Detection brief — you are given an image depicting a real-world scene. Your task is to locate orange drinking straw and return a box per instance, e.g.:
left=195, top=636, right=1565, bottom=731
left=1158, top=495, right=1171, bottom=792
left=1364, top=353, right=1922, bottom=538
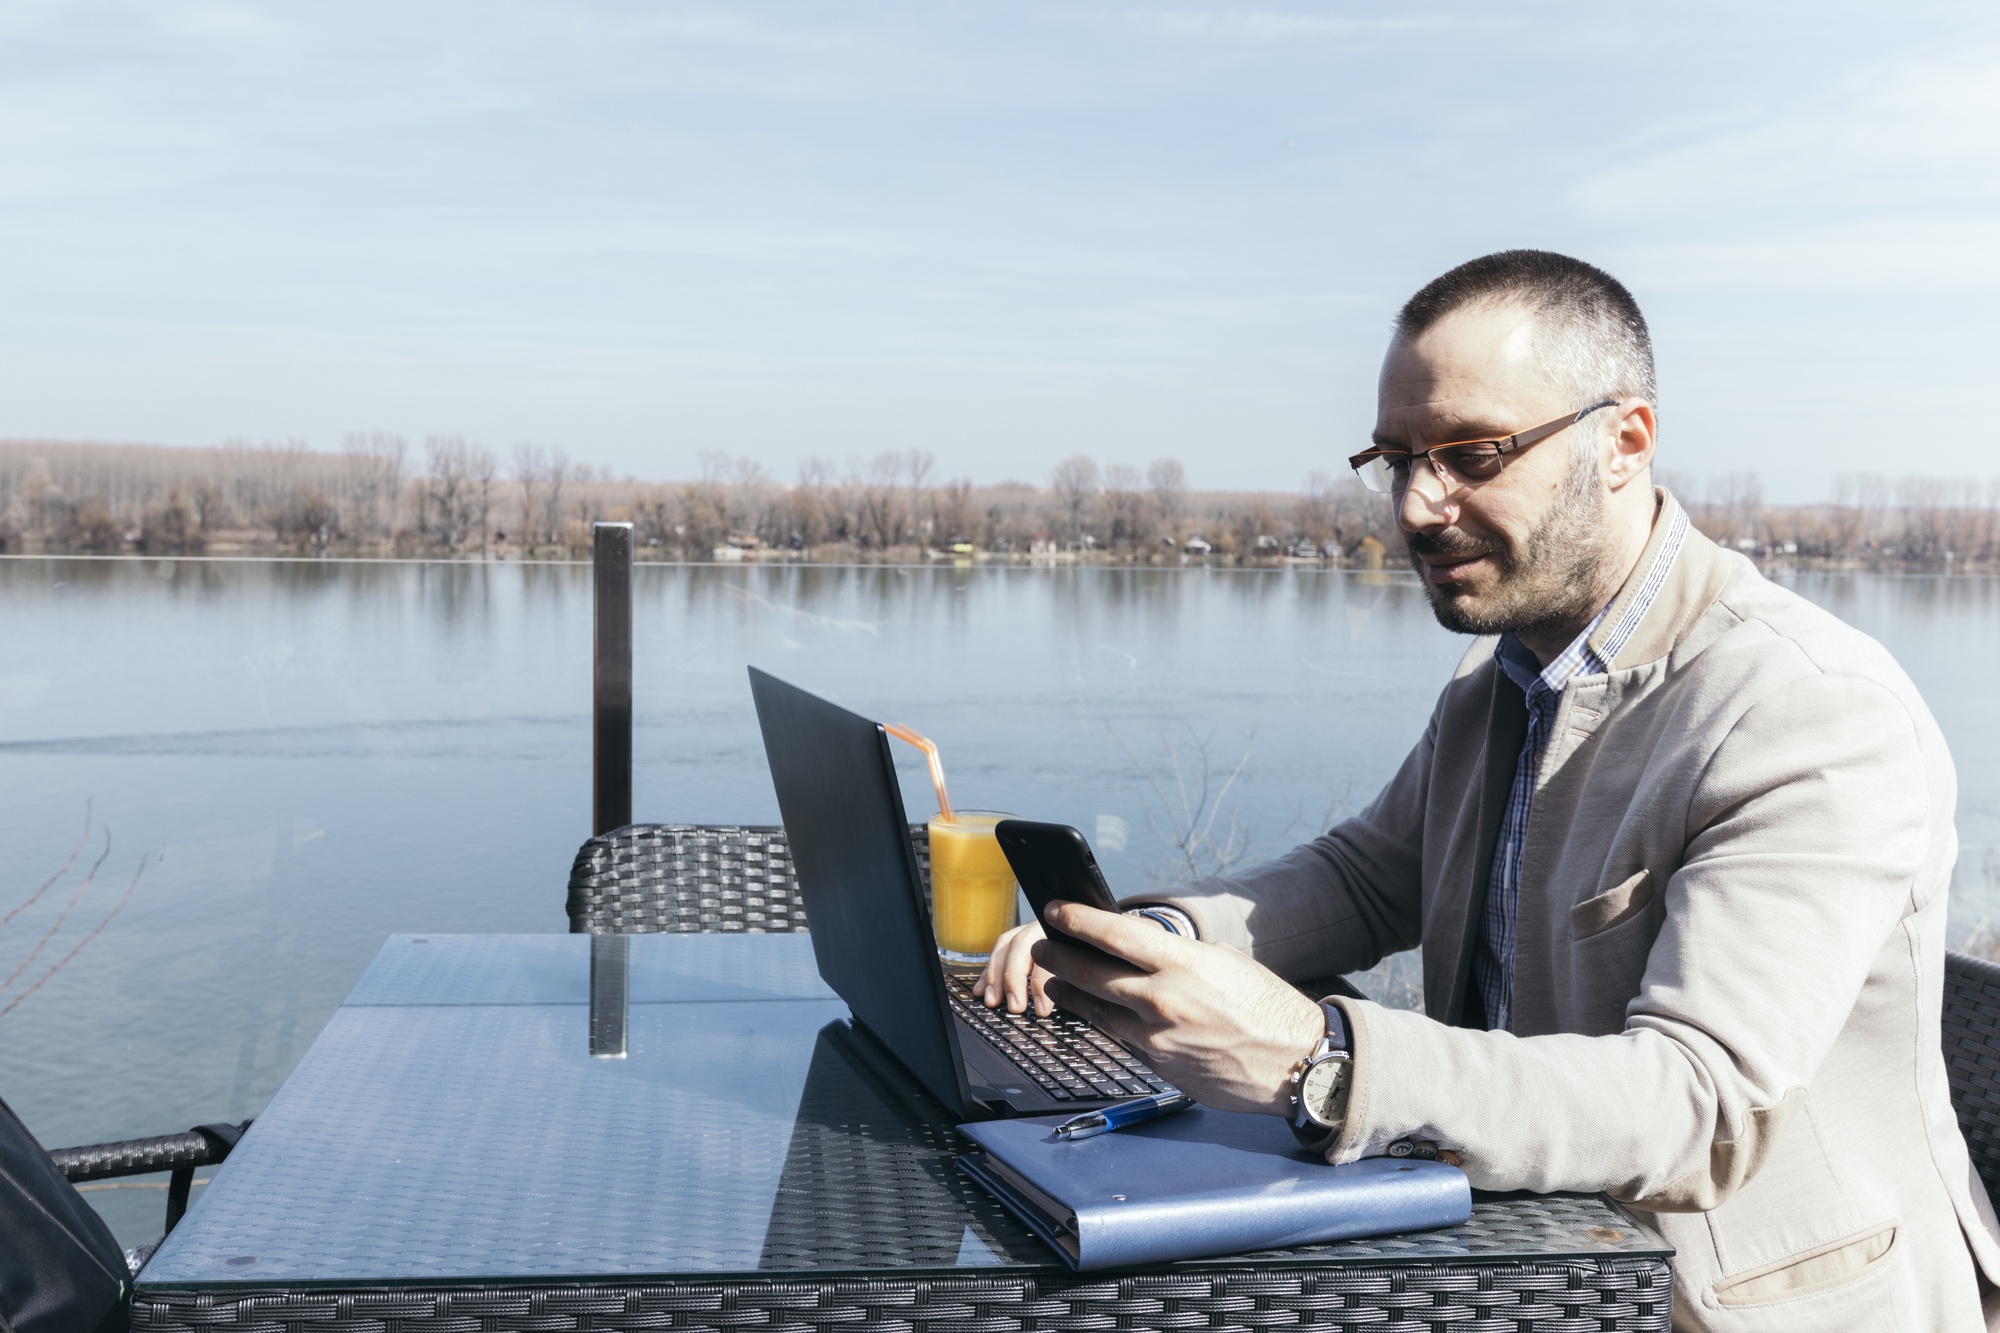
left=883, top=723, right=954, bottom=822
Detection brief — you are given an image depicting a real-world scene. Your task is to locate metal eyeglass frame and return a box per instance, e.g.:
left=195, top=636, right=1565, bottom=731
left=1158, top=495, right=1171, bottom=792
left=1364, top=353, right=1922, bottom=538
left=1347, top=399, right=1618, bottom=495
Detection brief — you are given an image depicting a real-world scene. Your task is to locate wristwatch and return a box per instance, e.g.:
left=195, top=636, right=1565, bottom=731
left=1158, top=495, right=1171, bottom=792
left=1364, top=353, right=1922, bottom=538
left=1287, top=1000, right=1352, bottom=1153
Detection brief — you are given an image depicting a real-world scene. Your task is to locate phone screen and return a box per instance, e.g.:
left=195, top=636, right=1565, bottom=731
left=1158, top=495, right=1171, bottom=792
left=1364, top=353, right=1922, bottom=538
left=993, top=819, right=1124, bottom=963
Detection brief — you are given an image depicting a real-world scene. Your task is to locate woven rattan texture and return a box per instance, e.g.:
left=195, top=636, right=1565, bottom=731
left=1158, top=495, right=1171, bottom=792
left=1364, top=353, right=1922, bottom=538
left=762, top=1021, right=1037, bottom=1268
left=131, top=1259, right=1671, bottom=1333
left=49, top=1131, right=224, bottom=1183
left=567, top=825, right=933, bottom=935
left=1944, top=950, right=2000, bottom=1201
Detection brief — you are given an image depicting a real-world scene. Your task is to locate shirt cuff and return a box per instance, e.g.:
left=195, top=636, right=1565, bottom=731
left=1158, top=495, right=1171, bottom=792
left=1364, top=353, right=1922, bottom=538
left=1124, top=905, right=1197, bottom=939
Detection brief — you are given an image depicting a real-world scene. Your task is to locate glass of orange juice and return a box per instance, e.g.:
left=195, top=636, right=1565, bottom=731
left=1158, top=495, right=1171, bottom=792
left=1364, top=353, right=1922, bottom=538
left=927, top=810, right=1019, bottom=966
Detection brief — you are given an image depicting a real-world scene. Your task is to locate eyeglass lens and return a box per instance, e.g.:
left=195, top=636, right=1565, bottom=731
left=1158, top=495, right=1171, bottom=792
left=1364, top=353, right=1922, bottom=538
left=1356, top=444, right=1506, bottom=494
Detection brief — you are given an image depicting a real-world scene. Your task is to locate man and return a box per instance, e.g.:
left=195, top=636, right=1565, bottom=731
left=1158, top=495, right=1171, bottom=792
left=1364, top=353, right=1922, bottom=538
left=980, top=250, right=2000, bottom=1328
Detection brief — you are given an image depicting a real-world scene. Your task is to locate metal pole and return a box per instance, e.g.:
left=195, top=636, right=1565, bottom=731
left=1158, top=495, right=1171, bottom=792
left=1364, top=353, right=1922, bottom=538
left=589, top=933, right=630, bottom=1059
left=592, top=522, right=634, bottom=837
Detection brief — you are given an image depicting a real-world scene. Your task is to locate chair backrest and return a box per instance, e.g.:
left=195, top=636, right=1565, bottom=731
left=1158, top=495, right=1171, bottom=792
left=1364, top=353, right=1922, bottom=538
left=567, top=823, right=932, bottom=934
left=1944, top=950, right=2000, bottom=1202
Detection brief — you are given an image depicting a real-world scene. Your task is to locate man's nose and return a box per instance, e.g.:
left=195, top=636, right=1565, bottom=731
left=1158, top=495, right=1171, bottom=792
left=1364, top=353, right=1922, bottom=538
left=1397, top=458, right=1456, bottom=532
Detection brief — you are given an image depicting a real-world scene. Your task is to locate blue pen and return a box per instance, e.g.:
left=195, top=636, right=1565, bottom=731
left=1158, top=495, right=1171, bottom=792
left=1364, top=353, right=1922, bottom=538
left=1052, top=1091, right=1195, bottom=1140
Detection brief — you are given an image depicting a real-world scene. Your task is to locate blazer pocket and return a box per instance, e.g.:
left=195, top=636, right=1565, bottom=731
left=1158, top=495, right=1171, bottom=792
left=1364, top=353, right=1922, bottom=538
left=1570, top=869, right=1654, bottom=939
left=1712, top=1220, right=1897, bottom=1307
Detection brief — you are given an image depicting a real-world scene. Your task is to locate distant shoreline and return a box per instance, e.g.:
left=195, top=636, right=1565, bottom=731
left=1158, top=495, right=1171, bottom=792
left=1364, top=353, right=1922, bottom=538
left=9, top=438, right=1990, bottom=575
left=5, top=550, right=1997, bottom=578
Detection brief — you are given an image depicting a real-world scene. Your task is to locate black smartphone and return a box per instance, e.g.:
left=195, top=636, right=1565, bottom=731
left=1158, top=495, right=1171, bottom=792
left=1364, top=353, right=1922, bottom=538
left=993, top=819, right=1126, bottom=964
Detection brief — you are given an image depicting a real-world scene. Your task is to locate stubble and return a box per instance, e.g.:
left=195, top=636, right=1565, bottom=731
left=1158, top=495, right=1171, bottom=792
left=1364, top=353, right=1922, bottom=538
left=1407, top=443, right=1612, bottom=641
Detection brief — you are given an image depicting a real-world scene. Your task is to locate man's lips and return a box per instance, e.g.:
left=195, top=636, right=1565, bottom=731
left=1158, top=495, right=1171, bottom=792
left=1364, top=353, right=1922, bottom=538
left=1419, top=551, right=1490, bottom=577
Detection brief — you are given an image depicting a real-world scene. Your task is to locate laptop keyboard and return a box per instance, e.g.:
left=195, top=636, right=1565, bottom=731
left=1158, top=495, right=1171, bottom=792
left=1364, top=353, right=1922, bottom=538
left=946, top=975, right=1176, bottom=1102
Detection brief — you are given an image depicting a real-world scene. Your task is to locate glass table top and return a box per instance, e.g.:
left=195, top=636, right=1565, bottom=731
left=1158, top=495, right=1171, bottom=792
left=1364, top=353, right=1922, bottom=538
left=139, top=933, right=1667, bottom=1288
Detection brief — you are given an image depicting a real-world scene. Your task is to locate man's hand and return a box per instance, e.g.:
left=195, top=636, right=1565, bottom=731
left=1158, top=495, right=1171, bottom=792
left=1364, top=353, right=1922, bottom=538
left=977, top=919, right=1054, bottom=1016
left=1022, top=900, right=1328, bottom=1117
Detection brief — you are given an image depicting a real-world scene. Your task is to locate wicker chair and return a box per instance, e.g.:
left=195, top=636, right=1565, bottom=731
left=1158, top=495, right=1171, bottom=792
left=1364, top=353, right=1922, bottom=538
left=1944, top=949, right=2000, bottom=1201
left=44, top=1120, right=250, bottom=1250
left=566, top=822, right=924, bottom=934
left=570, top=823, right=2000, bottom=1198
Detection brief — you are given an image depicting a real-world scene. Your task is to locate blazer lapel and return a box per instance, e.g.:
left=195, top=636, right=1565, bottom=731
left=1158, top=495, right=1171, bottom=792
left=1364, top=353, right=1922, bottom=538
left=1426, top=663, right=1527, bottom=1027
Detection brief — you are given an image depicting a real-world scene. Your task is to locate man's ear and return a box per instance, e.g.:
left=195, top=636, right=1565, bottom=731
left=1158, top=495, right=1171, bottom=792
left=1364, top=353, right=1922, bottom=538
left=1605, top=401, right=1656, bottom=490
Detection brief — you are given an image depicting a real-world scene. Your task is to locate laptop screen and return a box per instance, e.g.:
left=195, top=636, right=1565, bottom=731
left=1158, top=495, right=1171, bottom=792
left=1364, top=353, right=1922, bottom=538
left=748, top=668, right=971, bottom=1116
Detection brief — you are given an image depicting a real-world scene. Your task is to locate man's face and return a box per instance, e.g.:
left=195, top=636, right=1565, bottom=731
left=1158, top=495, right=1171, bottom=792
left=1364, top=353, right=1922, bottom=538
left=1373, top=301, right=1612, bottom=641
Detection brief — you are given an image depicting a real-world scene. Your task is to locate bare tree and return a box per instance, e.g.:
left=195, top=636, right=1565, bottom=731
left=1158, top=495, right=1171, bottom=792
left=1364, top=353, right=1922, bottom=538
left=1898, top=476, right=1962, bottom=564
left=676, top=451, right=734, bottom=557
left=1829, top=473, right=1869, bottom=559
left=1148, top=458, right=1187, bottom=537
left=541, top=447, right=572, bottom=548
left=1050, top=454, right=1100, bottom=544
left=790, top=456, right=837, bottom=548
left=1122, top=726, right=1258, bottom=883
left=1294, top=470, right=1337, bottom=543
left=856, top=452, right=907, bottom=549
left=1683, top=472, right=1766, bottom=552
left=1100, top=464, right=1148, bottom=551
left=935, top=479, right=975, bottom=546
left=512, top=444, right=546, bottom=550
left=341, top=432, right=407, bottom=542
left=903, top=449, right=937, bottom=545
left=468, top=442, right=497, bottom=555
left=423, top=436, right=472, bottom=551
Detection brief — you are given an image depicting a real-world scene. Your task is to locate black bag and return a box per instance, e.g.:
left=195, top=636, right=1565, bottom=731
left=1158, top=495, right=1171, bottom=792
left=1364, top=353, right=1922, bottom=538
left=0, top=1096, right=129, bottom=1333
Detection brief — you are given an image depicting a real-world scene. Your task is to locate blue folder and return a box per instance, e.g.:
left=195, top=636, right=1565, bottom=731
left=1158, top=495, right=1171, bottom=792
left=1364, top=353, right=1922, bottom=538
left=957, top=1106, right=1471, bottom=1270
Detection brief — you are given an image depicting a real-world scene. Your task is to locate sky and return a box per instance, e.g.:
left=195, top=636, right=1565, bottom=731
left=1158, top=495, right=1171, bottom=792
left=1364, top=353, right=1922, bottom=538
left=0, top=1, right=1996, bottom=501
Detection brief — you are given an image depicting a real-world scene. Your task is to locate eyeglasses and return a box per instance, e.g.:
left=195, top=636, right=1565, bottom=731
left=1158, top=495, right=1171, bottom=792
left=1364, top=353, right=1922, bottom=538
left=1347, top=400, right=1618, bottom=495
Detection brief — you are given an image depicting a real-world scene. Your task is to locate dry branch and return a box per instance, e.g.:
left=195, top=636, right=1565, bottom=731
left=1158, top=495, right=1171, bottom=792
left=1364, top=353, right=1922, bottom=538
left=0, top=853, right=148, bottom=1020
left=0, top=828, right=113, bottom=997
left=1, top=801, right=89, bottom=929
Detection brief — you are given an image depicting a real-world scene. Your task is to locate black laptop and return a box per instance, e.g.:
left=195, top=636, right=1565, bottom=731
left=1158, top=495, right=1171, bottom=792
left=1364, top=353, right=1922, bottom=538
left=748, top=667, right=1178, bottom=1121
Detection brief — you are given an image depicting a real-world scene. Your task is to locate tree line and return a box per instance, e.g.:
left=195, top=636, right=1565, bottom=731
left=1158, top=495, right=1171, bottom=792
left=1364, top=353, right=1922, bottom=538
left=0, top=438, right=1397, bottom=562
left=1664, top=471, right=2000, bottom=566
left=1, top=436, right=1996, bottom=568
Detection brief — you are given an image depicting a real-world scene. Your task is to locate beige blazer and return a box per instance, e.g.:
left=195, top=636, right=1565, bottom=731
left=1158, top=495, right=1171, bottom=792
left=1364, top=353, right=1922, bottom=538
left=1139, top=491, right=2000, bottom=1330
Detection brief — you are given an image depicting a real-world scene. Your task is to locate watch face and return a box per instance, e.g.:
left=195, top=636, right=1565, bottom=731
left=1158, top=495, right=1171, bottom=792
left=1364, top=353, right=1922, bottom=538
left=1301, top=1059, right=1346, bottom=1126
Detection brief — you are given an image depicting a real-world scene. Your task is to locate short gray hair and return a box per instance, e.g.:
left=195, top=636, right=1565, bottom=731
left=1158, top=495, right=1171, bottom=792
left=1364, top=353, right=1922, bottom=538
left=1397, top=250, right=1657, bottom=409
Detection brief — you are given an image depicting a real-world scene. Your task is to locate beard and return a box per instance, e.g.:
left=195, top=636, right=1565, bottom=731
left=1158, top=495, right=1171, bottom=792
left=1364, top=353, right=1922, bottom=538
left=1405, top=443, right=1612, bottom=640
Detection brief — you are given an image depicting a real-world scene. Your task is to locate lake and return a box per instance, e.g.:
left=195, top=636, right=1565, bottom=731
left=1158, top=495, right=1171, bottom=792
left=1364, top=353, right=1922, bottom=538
left=4, top=555, right=1999, bottom=1245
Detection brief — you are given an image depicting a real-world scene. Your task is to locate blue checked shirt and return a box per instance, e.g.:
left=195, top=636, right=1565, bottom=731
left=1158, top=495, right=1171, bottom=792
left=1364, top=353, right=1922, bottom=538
left=1470, top=506, right=1689, bottom=1032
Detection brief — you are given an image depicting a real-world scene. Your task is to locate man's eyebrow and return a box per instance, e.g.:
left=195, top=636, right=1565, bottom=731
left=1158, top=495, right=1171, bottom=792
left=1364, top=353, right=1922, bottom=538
left=1371, top=417, right=1512, bottom=449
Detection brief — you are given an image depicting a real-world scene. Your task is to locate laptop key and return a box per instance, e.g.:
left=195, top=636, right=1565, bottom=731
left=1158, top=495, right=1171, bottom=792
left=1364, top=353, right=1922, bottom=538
left=947, top=975, right=1176, bottom=1102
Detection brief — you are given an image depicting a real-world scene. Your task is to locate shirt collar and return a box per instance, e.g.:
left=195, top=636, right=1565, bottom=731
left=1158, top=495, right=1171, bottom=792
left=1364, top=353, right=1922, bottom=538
left=1495, top=610, right=1609, bottom=701
left=1491, top=503, right=1690, bottom=701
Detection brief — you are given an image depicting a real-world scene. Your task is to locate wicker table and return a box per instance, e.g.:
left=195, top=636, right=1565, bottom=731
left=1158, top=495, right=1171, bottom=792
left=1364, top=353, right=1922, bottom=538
left=133, top=933, right=1672, bottom=1332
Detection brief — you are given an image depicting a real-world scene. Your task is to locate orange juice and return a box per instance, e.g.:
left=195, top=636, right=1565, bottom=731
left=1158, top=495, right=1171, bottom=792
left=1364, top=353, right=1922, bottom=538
left=927, top=811, right=1018, bottom=964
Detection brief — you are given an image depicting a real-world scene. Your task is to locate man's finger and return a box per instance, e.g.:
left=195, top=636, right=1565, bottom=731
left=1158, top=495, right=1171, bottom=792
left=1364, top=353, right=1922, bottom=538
left=1012, top=954, right=1055, bottom=1018
left=1028, top=968, right=1054, bottom=1018
left=977, top=923, right=1047, bottom=1013
left=1044, top=977, right=1143, bottom=1045
left=1029, top=935, right=1147, bottom=1001
left=1042, top=901, right=1181, bottom=970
